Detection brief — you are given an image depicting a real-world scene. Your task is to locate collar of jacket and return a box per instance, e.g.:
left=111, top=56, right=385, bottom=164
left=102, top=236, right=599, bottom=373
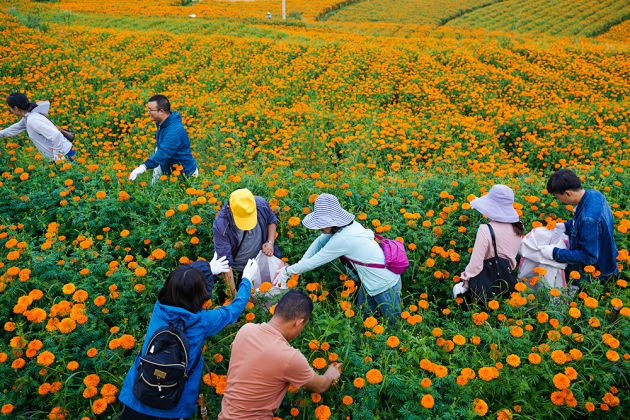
left=156, top=111, right=175, bottom=130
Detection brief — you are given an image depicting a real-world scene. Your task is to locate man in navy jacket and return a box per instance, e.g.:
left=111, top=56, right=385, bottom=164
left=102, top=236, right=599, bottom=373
left=541, top=169, right=619, bottom=281
left=129, top=94, right=198, bottom=183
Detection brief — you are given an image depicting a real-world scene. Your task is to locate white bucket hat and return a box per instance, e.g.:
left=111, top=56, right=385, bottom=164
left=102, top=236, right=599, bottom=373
left=302, top=193, right=355, bottom=229
left=470, top=184, right=519, bottom=223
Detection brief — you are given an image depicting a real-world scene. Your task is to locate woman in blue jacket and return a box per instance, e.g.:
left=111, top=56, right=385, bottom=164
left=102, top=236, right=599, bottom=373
left=118, top=256, right=258, bottom=419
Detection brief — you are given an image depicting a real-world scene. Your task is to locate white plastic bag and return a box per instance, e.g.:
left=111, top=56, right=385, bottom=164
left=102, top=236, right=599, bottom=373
left=252, top=251, right=288, bottom=299
left=519, top=227, right=569, bottom=290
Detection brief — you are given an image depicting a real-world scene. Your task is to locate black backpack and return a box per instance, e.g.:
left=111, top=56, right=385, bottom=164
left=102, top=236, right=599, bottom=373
left=464, top=224, right=517, bottom=306
left=133, top=322, right=201, bottom=409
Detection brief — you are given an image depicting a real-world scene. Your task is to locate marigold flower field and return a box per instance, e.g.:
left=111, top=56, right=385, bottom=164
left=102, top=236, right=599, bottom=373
left=0, top=1, right=628, bottom=418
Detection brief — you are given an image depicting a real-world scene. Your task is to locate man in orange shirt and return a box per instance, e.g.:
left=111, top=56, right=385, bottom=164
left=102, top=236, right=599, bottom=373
left=219, top=290, right=342, bottom=419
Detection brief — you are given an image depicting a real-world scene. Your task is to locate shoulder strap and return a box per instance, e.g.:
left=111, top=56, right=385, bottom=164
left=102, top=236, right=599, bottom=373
left=486, top=224, right=499, bottom=259
left=343, top=256, right=386, bottom=269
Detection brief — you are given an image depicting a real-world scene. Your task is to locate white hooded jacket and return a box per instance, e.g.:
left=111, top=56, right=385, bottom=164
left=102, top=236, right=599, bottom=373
left=0, top=101, right=72, bottom=161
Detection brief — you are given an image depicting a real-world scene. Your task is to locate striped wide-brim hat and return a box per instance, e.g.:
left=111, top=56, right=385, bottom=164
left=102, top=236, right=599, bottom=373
left=302, top=193, right=355, bottom=230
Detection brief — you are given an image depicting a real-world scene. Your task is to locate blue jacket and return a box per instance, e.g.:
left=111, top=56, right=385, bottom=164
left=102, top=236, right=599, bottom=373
left=118, top=278, right=252, bottom=418
left=212, top=196, right=280, bottom=267
left=144, top=112, right=197, bottom=176
left=553, top=189, right=619, bottom=278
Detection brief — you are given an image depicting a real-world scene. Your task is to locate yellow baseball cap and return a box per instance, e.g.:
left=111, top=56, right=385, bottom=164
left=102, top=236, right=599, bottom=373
left=229, top=188, right=257, bottom=230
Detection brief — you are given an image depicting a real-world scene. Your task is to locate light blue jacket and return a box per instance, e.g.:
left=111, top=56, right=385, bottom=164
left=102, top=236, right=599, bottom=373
left=118, top=278, right=251, bottom=418
left=287, top=222, right=400, bottom=295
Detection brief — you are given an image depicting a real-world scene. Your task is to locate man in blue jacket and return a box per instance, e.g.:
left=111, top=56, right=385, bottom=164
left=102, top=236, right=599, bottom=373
left=541, top=169, right=619, bottom=281
left=129, top=94, right=198, bottom=183
left=213, top=188, right=281, bottom=298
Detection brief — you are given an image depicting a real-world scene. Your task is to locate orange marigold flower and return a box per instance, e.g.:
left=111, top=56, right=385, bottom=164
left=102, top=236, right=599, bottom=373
left=386, top=336, right=400, bottom=348
left=528, top=353, right=542, bottom=364
left=92, top=398, right=108, bottom=415
left=473, top=398, right=488, bottom=416
left=37, top=351, right=55, bottom=366
left=67, top=361, right=79, bottom=371
left=553, top=373, right=571, bottom=390
left=353, top=377, right=365, bottom=388
left=1, top=404, right=14, bottom=414
left=551, top=350, right=567, bottom=365
left=421, top=394, right=434, bottom=409
left=506, top=354, right=520, bottom=367
left=151, top=248, right=166, bottom=260
left=314, top=405, right=330, bottom=420
left=342, top=395, right=353, bottom=405
left=363, top=316, right=378, bottom=329
left=366, top=369, right=383, bottom=384
left=312, top=358, right=327, bottom=369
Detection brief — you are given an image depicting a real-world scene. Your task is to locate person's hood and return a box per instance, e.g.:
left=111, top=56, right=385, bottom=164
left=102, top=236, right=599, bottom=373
left=30, top=101, right=50, bottom=116
left=152, top=300, right=201, bottom=328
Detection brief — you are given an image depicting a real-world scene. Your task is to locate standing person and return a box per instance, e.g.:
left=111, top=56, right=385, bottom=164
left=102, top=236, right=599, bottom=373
left=0, top=92, right=75, bottom=162
left=452, top=185, right=524, bottom=298
left=276, top=193, right=402, bottom=324
left=541, top=169, right=619, bottom=280
left=219, top=290, right=342, bottom=419
left=213, top=188, right=280, bottom=298
left=118, top=256, right=258, bottom=419
left=129, top=94, right=198, bottom=183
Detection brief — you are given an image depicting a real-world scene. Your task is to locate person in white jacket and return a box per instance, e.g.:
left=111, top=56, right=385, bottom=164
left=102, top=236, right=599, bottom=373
left=0, top=92, right=75, bottom=162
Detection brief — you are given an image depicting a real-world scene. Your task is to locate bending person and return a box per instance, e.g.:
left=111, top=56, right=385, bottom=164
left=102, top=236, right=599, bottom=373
left=118, top=256, right=257, bottom=419
left=219, top=290, right=341, bottom=419
left=0, top=92, right=75, bottom=162
left=277, top=194, right=401, bottom=324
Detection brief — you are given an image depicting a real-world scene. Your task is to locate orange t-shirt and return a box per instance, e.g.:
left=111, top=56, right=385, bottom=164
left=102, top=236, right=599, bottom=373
left=219, top=323, right=315, bottom=420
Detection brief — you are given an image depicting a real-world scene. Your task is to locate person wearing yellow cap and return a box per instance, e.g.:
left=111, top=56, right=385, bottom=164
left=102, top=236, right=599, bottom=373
left=213, top=188, right=280, bottom=297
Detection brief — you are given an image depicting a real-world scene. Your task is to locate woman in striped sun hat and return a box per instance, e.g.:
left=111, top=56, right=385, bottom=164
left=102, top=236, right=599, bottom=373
left=276, top=193, right=401, bottom=324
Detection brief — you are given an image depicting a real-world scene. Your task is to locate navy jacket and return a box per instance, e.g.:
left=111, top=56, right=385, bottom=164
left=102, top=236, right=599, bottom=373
left=212, top=196, right=280, bottom=267
left=118, top=278, right=252, bottom=418
left=144, top=111, right=197, bottom=176
left=554, top=189, right=619, bottom=278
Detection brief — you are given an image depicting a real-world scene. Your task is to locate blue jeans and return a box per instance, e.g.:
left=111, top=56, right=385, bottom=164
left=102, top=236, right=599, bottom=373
left=66, top=148, right=76, bottom=162
left=357, top=279, right=402, bottom=325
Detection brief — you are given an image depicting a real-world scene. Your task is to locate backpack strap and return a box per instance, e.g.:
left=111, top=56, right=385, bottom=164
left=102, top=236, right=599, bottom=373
left=486, top=224, right=499, bottom=259
left=341, top=233, right=386, bottom=269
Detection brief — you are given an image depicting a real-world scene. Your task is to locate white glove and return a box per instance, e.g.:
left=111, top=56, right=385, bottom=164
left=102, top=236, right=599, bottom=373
left=540, top=245, right=555, bottom=260
left=553, top=223, right=566, bottom=234
left=210, top=252, right=229, bottom=275
left=242, top=259, right=259, bottom=283
left=274, top=266, right=290, bottom=288
left=453, top=282, right=468, bottom=298
left=129, top=164, right=147, bottom=180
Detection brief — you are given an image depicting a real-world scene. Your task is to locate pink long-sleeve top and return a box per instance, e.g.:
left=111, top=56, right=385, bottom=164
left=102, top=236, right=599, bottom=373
left=460, top=222, right=522, bottom=281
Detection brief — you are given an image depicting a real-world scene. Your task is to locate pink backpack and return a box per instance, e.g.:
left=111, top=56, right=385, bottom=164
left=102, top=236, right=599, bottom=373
left=343, top=234, right=409, bottom=275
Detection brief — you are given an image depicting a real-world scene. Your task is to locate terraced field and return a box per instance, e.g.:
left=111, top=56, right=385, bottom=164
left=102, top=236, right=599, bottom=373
left=446, top=0, right=630, bottom=37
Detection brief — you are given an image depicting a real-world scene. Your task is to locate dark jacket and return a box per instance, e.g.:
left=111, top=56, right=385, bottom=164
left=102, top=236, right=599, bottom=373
left=144, top=111, right=197, bottom=176
left=118, top=277, right=251, bottom=418
left=212, top=196, right=280, bottom=267
left=554, top=189, right=619, bottom=278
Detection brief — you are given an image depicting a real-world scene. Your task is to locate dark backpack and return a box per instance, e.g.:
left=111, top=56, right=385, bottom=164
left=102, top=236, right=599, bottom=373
left=133, top=323, right=200, bottom=409
left=342, top=234, right=409, bottom=275
left=464, top=224, right=517, bottom=306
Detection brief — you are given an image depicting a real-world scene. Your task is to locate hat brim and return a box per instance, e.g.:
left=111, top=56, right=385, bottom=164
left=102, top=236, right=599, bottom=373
left=302, top=210, right=355, bottom=230
left=234, top=214, right=257, bottom=231
left=471, top=196, right=519, bottom=223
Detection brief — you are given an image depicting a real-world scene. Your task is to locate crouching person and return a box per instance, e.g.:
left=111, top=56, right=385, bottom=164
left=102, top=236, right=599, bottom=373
left=118, top=257, right=258, bottom=419
left=219, top=290, right=342, bottom=419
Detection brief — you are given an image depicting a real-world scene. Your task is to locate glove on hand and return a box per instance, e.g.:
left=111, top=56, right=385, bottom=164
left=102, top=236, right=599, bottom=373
left=129, top=164, right=147, bottom=180
left=540, top=245, right=556, bottom=260
left=452, top=282, right=468, bottom=298
left=242, top=259, right=259, bottom=283
left=210, top=252, right=230, bottom=275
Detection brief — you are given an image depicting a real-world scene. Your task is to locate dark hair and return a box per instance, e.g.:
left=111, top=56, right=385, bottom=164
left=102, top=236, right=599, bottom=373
left=7, top=92, right=34, bottom=111
left=546, top=169, right=582, bottom=194
left=148, top=94, right=171, bottom=113
left=512, top=221, right=525, bottom=236
left=329, top=221, right=353, bottom=234
left=274, top=290, right=313, bottom=321
left=157, top=265, right=209, bottom=313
